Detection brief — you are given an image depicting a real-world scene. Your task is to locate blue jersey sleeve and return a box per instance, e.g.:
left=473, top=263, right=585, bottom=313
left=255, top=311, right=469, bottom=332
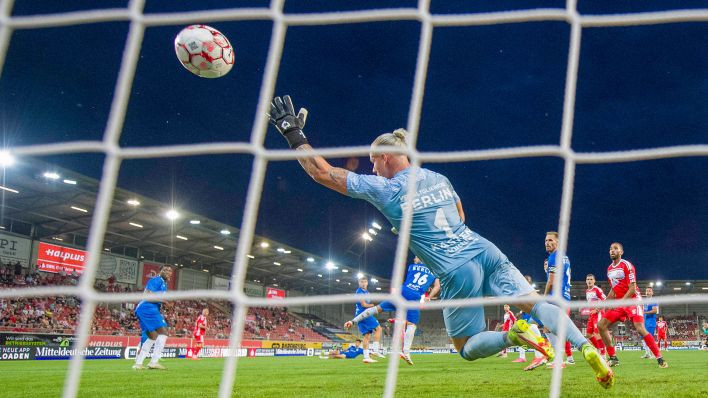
left=346, top=173, right=397, bottom=207
left=146, top=276, right=167, bottom=294
left=546, top=252, right=557, bottom=274
left=355, top=287, right=371, bottom=315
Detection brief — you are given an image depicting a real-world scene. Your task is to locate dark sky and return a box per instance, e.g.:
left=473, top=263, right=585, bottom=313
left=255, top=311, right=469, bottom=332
left=2, top=1, right=706, bottom=284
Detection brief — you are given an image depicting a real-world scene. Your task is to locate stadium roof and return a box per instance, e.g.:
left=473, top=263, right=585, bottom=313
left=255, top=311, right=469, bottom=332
left=0, top=157, right=391, bottom=295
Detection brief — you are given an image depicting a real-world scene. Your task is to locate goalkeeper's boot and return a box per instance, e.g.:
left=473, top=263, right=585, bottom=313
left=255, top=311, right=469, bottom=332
left=131, top=364, right=145, bottom=370
left=147, top=362, right=168, bottom=370
left=362, top=358, right=378, bottom=364
left=400, top=352, right=414, bottom=366
left=582, top=344, right=614, bottom=389
left=507, top=320, right=555, bottom=362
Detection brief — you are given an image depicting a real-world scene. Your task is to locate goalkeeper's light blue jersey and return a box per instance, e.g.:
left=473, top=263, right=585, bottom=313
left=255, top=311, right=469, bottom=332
left=347, top=167, right=494, bottom=277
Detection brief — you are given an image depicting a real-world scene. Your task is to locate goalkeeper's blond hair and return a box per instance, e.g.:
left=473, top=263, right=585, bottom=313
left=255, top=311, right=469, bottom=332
left=371, top=128, right=408, bottom=149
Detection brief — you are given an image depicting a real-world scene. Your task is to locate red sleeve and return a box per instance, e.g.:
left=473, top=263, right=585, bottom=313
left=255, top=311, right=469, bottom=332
left=597, top=287, right=606, bottom=300
left=625, top=262, right=636, bottom=284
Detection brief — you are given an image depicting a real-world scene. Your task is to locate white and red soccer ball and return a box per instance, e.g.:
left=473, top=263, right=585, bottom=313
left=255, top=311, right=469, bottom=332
left=174, top=25, right=234, bottom=78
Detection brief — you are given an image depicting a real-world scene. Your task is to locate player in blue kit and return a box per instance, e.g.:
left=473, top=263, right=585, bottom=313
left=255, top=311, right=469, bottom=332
left=354, top=276, right=385, bottom=363
left=642, top=286, right=658, bottom=358
left=345, top=257, right=440, bottom=365
left=323, top=339, right=364, bottom=359
left=268, top=95, right=613, bottom=388
left=132, top=265, right=172, bottom=370
left=543, top=232, right=575, bottom=366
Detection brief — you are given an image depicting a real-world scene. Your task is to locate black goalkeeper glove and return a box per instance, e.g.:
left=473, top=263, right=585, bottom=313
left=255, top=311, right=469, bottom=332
left=268, top=95, right=309, bottom=149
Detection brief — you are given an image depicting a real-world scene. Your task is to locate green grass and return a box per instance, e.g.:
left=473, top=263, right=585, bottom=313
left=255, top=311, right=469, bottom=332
left=0, top=351, right=706, bottom=397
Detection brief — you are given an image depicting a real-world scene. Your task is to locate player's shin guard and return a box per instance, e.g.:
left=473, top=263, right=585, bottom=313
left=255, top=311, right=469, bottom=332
left=352, top=307, right=379, bottom=324
left=530, top=302, right=588, bottom=348
left=403, top=325, right=416, bottom=355
left=135, top=338, right=155, bottom=365
left=460, top=332, right=510, bottom=361
left=149, top=334, right=167, bottom=365
left=642, top=334, right=661, bottom=358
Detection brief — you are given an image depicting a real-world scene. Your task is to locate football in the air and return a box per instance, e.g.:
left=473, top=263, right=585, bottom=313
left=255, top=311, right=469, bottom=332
left=174, top=25, right=234, bottom=78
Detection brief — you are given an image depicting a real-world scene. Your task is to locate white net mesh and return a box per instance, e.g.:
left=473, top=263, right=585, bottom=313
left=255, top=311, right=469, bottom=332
left=2, top=0, right=707, bottom=397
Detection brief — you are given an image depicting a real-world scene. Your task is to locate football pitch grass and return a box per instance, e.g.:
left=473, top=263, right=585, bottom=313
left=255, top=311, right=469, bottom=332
left=1, top=351, right=706, bottom=398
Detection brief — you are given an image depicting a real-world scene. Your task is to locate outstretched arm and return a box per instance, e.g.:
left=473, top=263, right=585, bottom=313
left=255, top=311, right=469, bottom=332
left=295, top=145, right=350, bottom=195
left=268, top=95, right=350, bottom=195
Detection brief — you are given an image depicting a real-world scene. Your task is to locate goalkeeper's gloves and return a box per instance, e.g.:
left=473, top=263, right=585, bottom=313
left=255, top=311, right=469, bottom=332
left=268, top=95, right=309, bottom=149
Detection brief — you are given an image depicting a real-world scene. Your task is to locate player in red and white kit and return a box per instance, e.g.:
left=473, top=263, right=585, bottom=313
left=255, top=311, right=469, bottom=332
left=585, top=274, right=607, bottom=356
left=497, top=304, right=517, bottom=358
left=191, top=308, right=209, bottom=360
left=656, top=316, right=669, bottom=351
left=597, top=243, right=667, bottom=368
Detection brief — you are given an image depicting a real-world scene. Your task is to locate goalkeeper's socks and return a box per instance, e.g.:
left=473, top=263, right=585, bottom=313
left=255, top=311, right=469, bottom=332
left=530, top=302, right=588, bottom=348
left=460, top=332, right=510, bottom=361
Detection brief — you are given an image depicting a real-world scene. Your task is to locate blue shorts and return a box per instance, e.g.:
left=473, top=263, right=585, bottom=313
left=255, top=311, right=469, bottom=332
left=135, top=304, right=167, bottom=333
left=379, top=289, right=422, bottom=325
left=344, top=351, right=361, bottom=359
left=439, top=244, right=534, bottom=338
left=357, top=315, right=380, bottom=335
left=645, top=324, right=656, bottom=336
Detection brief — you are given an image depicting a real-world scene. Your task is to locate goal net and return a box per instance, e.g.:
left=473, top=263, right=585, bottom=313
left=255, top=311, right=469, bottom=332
left=2, top=1, right=707, bottom=397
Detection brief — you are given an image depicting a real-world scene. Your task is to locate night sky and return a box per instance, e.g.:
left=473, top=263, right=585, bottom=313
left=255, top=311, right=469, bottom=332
left=2, top=1, right=706, bottom=284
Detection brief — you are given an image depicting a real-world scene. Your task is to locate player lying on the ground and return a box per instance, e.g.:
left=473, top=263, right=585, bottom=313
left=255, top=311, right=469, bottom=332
left=344, top=257, right=440, bottom=365
left=321, top=340, right=364, bottom=359
left=267, top=95, right=614, bottom=389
